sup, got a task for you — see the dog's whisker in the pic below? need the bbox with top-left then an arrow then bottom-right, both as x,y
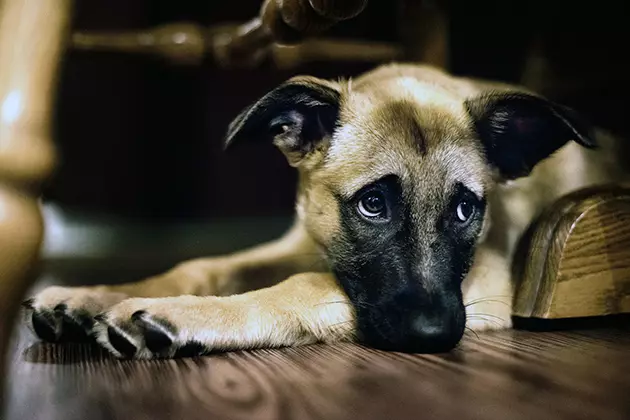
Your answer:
315,300 -> 377,311
315,300 -> 352,307
465,299 -> 512,309
328,320 -> 354,328
466,312 -> 506,322
464,327 -> 480,340
464,295 -> 512,307
466,315 -> 501,325
466,316 -> 504,328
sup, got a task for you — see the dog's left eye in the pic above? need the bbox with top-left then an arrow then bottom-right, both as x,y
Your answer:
357,191 -> 387,218
455,199 -> 474,223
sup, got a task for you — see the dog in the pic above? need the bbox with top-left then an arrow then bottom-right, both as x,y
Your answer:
23,63 -> 629,359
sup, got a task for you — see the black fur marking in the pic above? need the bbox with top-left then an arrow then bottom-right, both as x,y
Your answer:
22,298 -> 34,309
441,182 -> 487,280
330,178 -> 481,353
31,311 -> 58,342
107,326 -> 136,358
174,341 -> 208,358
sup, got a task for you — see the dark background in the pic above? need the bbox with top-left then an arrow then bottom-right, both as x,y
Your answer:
44,0 -> 629,222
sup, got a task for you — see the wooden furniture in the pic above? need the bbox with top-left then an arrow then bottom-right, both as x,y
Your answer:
0,0 -> 72,408
0,0 -> 629,414
70,23 -> 403,69
70,0 -> 388,69
513,184 -> 630,320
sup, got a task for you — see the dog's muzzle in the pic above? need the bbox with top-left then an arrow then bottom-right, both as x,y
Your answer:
355,291 -> 466,354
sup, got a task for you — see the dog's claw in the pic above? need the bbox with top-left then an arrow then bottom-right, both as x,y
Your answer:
130,310 -> 146,322
107,326 -> 137,358
174,341 -> 208,358
24,286 -> 130,345
60,313 -> 91,341
53,303 -> 67,314
92,298 -> 219,359
31,311 -> 58,342
131,311 -> 174,354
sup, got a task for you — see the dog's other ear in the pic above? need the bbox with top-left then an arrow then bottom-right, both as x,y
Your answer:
465,92 -> 597,180
224,76 -> 341,167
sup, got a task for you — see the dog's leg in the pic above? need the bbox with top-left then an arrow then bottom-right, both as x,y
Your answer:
462,246 -> 515,331
24,222 -> 325,342
92,272 -> 354,359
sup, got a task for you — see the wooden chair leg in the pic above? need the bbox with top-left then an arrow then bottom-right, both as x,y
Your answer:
513,183 -> 630,321
0,0 -> 72,411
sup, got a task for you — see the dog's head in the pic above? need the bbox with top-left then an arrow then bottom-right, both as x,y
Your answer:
225,64 -> 596,353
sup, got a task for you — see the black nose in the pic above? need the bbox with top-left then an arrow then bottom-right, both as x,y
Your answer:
408,314 -> 462,353
359,312 -> 463,354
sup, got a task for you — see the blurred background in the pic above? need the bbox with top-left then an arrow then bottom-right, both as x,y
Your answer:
40,0 -> 629,276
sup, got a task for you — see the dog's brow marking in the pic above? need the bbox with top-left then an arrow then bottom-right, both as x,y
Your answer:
371,100 -> 427,155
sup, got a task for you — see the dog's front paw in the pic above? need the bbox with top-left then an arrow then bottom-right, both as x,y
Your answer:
93,296 -> 221,359
23,286 -> 128,342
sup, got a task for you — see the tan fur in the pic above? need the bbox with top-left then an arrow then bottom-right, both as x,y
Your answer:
25,63 -> 629,359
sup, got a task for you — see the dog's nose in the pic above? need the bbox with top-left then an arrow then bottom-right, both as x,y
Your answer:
358,311 -> 463,354
408,314 -> 460,353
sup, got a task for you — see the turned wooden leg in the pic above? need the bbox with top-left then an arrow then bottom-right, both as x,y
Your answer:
513,183 -> 630,321
0,0 -> 72,410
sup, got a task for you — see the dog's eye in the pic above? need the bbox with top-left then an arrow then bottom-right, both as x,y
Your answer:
357,191 -> 387,218
455,199 -> 474,223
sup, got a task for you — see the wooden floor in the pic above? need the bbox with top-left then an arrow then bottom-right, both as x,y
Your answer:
6,317 -> 630,419
4,262 -> 630,420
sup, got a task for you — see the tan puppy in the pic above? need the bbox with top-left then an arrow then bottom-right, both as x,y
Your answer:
23,63 -> 629,359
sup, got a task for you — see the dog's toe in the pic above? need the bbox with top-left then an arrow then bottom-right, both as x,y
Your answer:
28,302 -> 95,342
24,286 -> 129,343
93,297 -> 214,359
31,311 -> 59,342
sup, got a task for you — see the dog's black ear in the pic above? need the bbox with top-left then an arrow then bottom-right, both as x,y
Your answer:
465,92 -> 597,180
224,76 -> 341,166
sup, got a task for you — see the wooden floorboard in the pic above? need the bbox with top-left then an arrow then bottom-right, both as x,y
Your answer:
6,322 -> 630,420
4,264 -> 630,420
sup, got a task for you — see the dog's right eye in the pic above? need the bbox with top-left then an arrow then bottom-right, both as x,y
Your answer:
357,191 -> 387,219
